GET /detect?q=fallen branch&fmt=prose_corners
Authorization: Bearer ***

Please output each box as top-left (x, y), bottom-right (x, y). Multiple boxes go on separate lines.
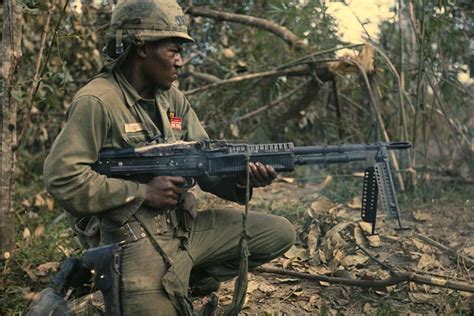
top-left (186, 6), bottom-right (306, 49)
top-left (415, 234), bottom-right (474, 268)
top-left (253, 267), bottom-right (474, 293)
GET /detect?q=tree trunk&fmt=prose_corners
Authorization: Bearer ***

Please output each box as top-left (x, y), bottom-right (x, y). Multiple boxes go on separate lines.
top-left (1, 1), bottom-right (22, 258)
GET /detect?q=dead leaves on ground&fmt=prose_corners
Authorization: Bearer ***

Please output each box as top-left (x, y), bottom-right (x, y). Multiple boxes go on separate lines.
top-left (245, 189), bottom-right (474, 313)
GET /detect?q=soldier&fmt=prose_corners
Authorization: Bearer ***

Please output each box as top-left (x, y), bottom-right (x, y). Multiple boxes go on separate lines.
top-left (43, 0), bottom-right (295, 314)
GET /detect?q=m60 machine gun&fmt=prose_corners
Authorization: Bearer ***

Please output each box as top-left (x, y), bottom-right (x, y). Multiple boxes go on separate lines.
top-left (93, 140), bottom-right (411, 233)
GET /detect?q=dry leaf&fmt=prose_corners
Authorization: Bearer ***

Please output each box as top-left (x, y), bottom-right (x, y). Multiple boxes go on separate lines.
top-left (36, 262), bottom-right (60, 276)
top-left (34, 225), bottom-right (45, 238)
top-left (316, 175), bottom-right (333, 191)
top-left (284, 246), bottom-right (309, 260)
top-left (57, 245), bottom-right (72, 257)
top-left (309, 197), bottom-right (337, 217)
top-left (358, 221), bottom-right (373, 234)
top-left (279, 177), bottom-right (295, 184)
top-left (354, 226), bottom-right (367, 247)
top-left (258, 283), bottom-right (276, 293)
top-left (319, 249), bottom-right (327, 264)
top-left (462, 246), bottom-right (474, 257)
top-left (412, 238), bottom-right (432, 252)
top-left (363, 303), bottom-right (376, 313)
top-left (3, 252), bottom-right (11, 260)
top-left (333, 248), bottom-right (346, 264)
top-left (309, 294), bottom-right (319, 306)
top-left (21, 199), bottom-right (31, 208)
top-left (413, 211), bottom-right (431, 222)
top-left (228, 123), bottom-right (239, 138)
top-left (367, 235), bottom-right (381, 248)
top-left (46, 198), bottom-right (54, 211)
top-left (34, 194), bottom-right (46, 208)
top-left (23, 228), bottom-right (31, 240)
top-left (358, 44), bottom-right (374, 73)
top-left (409, 292), bottom-right (433, 303)
top-left (347, 196), bottom-right (362, 209)
top-left (282, 258), bottom-right (293, 269)
top-left (223, 48), bottom-right (235, 59)
top-left (307, 223), bottom-right (320, 255)
top-left (22, 291), bottom-right (40, 302)
top-left (417, 253), bottom-right (436, 270)
top-left (340, 254), bottom-right (368, 268)
top-left (291, 287), bottom-right (304, 297)
top-left (247, 281), bottom-right (259, 294)
top-left (220, 294), bottom-right (233, 306)
top-left (328, 44), bottom-right (374, 75)
top-left (22, 265), bottom-right (38, 281)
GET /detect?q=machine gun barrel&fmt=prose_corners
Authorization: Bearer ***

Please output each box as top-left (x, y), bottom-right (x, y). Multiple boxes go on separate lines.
top-left (294, 152), bottom-right (367, 165)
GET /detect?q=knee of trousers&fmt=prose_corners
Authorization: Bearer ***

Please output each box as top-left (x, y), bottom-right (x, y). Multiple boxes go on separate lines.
top-left (269, 215), bottom-right (296, 254)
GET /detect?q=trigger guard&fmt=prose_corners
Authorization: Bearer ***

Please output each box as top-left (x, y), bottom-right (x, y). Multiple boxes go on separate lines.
top-left (182, 177), bottom-right (196, 189)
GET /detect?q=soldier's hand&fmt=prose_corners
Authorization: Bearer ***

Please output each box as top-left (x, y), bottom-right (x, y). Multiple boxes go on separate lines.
top-left (237, 162), bottom-right (277, 188)
top-left (144, 176), bottom-right (185, 209)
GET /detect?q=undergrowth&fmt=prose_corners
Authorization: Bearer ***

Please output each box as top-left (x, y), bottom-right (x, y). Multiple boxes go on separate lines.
top-left (1, 172), bottom-right (472, 315)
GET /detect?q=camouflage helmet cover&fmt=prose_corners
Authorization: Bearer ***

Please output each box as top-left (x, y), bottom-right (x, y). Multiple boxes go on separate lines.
top-left (107, 0), bottom-right (193, 55)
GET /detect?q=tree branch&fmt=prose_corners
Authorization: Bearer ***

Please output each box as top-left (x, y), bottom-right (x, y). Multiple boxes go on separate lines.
top-left (184, 64), bottom-right (332, 96)
top-left (233, 82), bottom-right (307, 122)
top-left (186, 6), bottom-right (307, 49)
top-left (179, 70), bottom-right (221, 83)
top-left (15, 0), bottom-right (69, 151)
top-left (253, 267), bottom-right (474, 293)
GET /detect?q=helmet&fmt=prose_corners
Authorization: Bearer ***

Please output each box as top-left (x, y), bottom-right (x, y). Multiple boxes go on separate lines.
top-left (105, 0), bottom-right (193, 58)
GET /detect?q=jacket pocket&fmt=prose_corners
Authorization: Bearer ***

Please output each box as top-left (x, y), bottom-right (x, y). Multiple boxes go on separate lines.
top-left (172, 129), bottom-right (187, 141)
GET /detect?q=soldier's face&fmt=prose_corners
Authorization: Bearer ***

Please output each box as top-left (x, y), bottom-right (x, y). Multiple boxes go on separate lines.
top-left (142, 39), bottom-right (184, 90)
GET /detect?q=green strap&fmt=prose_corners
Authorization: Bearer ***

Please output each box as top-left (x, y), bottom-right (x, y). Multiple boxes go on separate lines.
top-left (224, 146), bottom-right (251, 316)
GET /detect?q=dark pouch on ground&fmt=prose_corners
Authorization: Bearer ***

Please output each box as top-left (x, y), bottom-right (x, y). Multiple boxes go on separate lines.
top-left (25, 288), bottom-right (73, 316)
top-left (86, 243), bottom-right (123, 316)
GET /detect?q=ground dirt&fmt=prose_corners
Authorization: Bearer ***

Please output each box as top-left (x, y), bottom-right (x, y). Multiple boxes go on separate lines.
top-left (4, 178), bottom-right (473, 315)
top-left (190, 179), bottom-right (473, 315)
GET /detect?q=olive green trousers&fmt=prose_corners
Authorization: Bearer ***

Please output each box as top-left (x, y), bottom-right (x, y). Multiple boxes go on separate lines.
top-left (120, 208), bottom-right (295, 315)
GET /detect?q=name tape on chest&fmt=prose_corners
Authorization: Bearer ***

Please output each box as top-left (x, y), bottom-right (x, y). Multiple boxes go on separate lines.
top-left (124, 123), bottom-right (145, 133)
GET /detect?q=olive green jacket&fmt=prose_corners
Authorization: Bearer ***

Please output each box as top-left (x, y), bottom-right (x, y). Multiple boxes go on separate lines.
top-left (44, 71), bottom-right (247, 227)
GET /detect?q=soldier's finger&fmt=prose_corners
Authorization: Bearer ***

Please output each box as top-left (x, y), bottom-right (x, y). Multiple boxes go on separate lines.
top-left (266, 165), bottom-right (278, 181)
top-left (250, 162), bottom-right (265, 184)
top-left (256, 162), bottom-right (274, 184)
top-left (169, 176), bottom-right (186, 185)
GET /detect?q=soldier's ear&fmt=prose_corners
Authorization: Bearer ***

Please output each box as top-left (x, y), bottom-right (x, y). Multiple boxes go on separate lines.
top-left (135, 44), bottom-right (147, 59)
